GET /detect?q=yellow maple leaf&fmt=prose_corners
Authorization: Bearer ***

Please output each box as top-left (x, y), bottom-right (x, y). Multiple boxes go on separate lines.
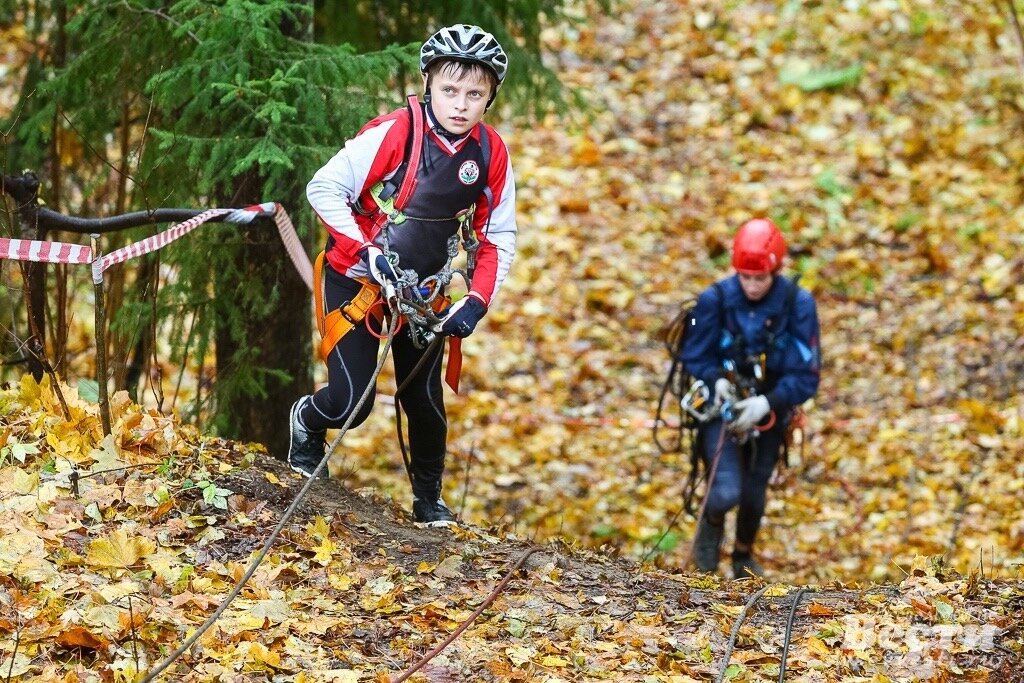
top-left (86, 529), bottom-right (155, 569)
top-left (313, 537), bottom-right (336, 564)
top-left (243, 642), bottom-right (281, 668)
top-left (306, 515), bottom-right (331, 540)
top-left (805, 636), bottom-right (833, 656)
top-left (9, 468), bottom-right (39, 494)
top-left (18, 373), bottom-right (44, 409)
top-left (328, 572), bottom-right (357, 590)
top-left (45, 426), bottom-right (94, 465)
top-left (540, 655), bottom-right (570, 667)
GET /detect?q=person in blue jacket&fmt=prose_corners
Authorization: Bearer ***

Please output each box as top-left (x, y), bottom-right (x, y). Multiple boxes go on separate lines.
top-left (679, 218), bottom-right (821, 578)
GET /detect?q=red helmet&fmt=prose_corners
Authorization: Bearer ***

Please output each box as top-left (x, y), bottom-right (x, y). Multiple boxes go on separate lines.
top-left (731, 218), bottom-right (786, 274)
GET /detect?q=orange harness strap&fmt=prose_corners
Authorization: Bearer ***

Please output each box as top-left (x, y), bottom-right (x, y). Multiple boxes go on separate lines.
top-left (314, 251), bottom-right (380, 361)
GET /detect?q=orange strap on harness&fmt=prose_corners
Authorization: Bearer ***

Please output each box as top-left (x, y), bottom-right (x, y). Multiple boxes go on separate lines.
top-left (314, 251), bottom-right (380, 361)
top-left (313, 252), bottom-right (465, 393)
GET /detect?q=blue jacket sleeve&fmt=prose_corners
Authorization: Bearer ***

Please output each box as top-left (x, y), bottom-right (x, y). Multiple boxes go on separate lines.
top-left (679, 286), bottom-right (726, 387)
top-left (765, 289), bottom-right (821, 412)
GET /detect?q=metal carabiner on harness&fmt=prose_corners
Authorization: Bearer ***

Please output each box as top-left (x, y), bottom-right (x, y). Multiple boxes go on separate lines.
top-left (680, 380), bottom-right (714, 423)
top-left (681, 379), bottom-right (741, 425)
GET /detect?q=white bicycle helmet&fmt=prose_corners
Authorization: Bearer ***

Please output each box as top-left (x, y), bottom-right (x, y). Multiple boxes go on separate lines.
top-left (420, 24), bottom-right (508, 84)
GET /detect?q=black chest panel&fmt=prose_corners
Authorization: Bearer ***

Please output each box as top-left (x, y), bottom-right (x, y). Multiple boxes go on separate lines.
top-left (386, 134), bottom-right (487, 280)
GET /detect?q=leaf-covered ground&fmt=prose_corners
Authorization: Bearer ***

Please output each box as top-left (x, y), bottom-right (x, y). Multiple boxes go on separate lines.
top-left (3, 0), bottom-right (1024, 681)
top-left (0, 378), bottom-right (1022, 682)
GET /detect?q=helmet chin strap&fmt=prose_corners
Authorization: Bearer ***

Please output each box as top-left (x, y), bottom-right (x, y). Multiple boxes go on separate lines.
top-left (424, 99), bottom-right (463, 140)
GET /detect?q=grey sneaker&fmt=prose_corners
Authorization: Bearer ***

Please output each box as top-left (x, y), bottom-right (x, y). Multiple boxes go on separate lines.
top-left (732, 552), bottom-right (764, 579)
top-left (693, 516), bottom-right (724, 573)
top-left (288, 397), bottom-right (327, 479)
top-left (412, 498), bottom-right (457, 527)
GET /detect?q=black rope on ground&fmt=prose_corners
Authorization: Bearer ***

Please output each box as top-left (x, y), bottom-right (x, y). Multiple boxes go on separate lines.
top-left (139, 310), bottom-right (402, 683)
top-left (779, 588), bottom-right (810, 682)
top-left (715, 584), bottom-right (770, 683)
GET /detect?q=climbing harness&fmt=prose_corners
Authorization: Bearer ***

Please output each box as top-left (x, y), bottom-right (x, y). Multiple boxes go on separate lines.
top-left (313, 252), bottom-right (380, 360)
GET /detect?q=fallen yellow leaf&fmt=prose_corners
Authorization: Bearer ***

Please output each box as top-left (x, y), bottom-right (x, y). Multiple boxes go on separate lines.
top-left (86, 528), bottom-right (156, 569)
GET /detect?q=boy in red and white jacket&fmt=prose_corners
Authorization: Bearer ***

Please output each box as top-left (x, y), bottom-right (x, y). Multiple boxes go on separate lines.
top-left (289, 25), bottom-right (517, 527)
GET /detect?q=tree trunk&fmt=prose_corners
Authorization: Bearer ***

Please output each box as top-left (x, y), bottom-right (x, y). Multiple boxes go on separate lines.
top-left (214, 183), bottom-right (312, 460)
top-left (210, 6), bottom-right (314, 459)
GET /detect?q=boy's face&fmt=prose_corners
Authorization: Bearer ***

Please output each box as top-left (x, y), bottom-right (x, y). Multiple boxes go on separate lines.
top-left (424, 64), bottom-right (493, 136)
top-left (738, 272), bottom-right (774, 302)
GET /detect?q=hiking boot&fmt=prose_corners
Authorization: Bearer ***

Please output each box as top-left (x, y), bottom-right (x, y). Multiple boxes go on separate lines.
top-left (732, 551), bottom-right (764, 579)
top-left (413, 498), bottom-right (457, 527)
top-left (288, 397), bottom-right (327, 479)
top-left (693, 516), bottom-right (725, 573)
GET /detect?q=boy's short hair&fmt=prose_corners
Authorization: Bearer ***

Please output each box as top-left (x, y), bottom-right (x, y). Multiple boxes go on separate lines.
top-left (426, 59), bottom-right (497, 96)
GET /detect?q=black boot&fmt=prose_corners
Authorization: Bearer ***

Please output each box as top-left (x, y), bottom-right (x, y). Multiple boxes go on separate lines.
top-left (413, 497), bottom-right (456, 527)
top-left (732, 550), bottom-right (764, 579)
top-left (693, 515), bottom-right (724, 573)
top-left (287, 397), bottom-right (327, 479)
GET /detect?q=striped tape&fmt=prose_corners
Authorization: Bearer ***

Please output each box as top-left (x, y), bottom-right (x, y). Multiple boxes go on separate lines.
top-left (0, 237), bottom-right (93, 265)
top-left (1, 203), bottom-right (313, 291)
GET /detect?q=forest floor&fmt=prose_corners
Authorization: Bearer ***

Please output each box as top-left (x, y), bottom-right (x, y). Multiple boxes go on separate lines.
top-left (0, 379), bottom-right (1020, 681)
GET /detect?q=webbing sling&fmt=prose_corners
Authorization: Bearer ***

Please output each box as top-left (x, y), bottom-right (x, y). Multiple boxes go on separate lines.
top-left (394, 94), bottom-right (424, 210)
top-left (359, 94), bottom-right (426, 228)
top-left (314, 251), bottom-right (380, 360)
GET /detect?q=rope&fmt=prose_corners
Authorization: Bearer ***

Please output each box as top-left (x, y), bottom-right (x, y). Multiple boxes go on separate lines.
top-left (779, 588), bottom-right (810, 683)
top-left (139, 307), bottom-right (402, 682)
top-left (643, 423), bottom-right (727, 565)
top-left (715, 584), bottom-right (770, 683)
top-left (390, 546), bottom-right (541, 683)
top-left (652, 357), bottom-right (686, 454)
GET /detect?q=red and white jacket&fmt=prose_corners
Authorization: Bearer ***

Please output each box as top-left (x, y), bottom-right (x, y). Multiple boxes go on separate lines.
top-left (306, 104), bottom-right (517, 309)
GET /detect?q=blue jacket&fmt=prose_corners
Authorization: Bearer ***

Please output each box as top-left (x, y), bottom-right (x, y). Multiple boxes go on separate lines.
top-left (679, 274), bottom-right (820, 414)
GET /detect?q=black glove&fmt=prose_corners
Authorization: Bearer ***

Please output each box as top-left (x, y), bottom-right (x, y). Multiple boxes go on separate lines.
top-left (433, 297), bottom-right (486, 338)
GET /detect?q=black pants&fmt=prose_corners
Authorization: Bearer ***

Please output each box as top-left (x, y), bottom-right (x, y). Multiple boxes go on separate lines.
top-left (699, 419), bottom-right (785, 547)
top-left (299, 270), bottom-right (448, 501)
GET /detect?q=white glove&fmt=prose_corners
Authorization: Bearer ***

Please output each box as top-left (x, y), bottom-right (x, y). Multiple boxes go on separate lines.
top-left (713, 378), bottom-right (736, 410)
top-left (360, 246), bottom-right (398, 287)
top-left (728, 395), bottom-right (771, 434)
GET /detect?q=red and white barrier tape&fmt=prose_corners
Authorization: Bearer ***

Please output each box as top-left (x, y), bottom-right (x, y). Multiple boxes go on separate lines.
top-left (96, 208), bottom-right (232, 281)
top-left (271, 204), bottom-right (313, 291)
top-left (0, 202), bottom-right (313, 291)
top-left (0, 237), bottom-right (93, 265)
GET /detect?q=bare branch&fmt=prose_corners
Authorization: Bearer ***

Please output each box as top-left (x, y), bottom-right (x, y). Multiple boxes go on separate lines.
top-left (119, 0), bottom-right (200, 43)
top-left (1004, 0), bottom-right (1024, 73)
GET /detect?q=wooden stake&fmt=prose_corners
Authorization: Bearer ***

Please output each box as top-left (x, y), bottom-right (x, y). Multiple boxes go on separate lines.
top-left (91, 234), bottom-right (111, 435)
